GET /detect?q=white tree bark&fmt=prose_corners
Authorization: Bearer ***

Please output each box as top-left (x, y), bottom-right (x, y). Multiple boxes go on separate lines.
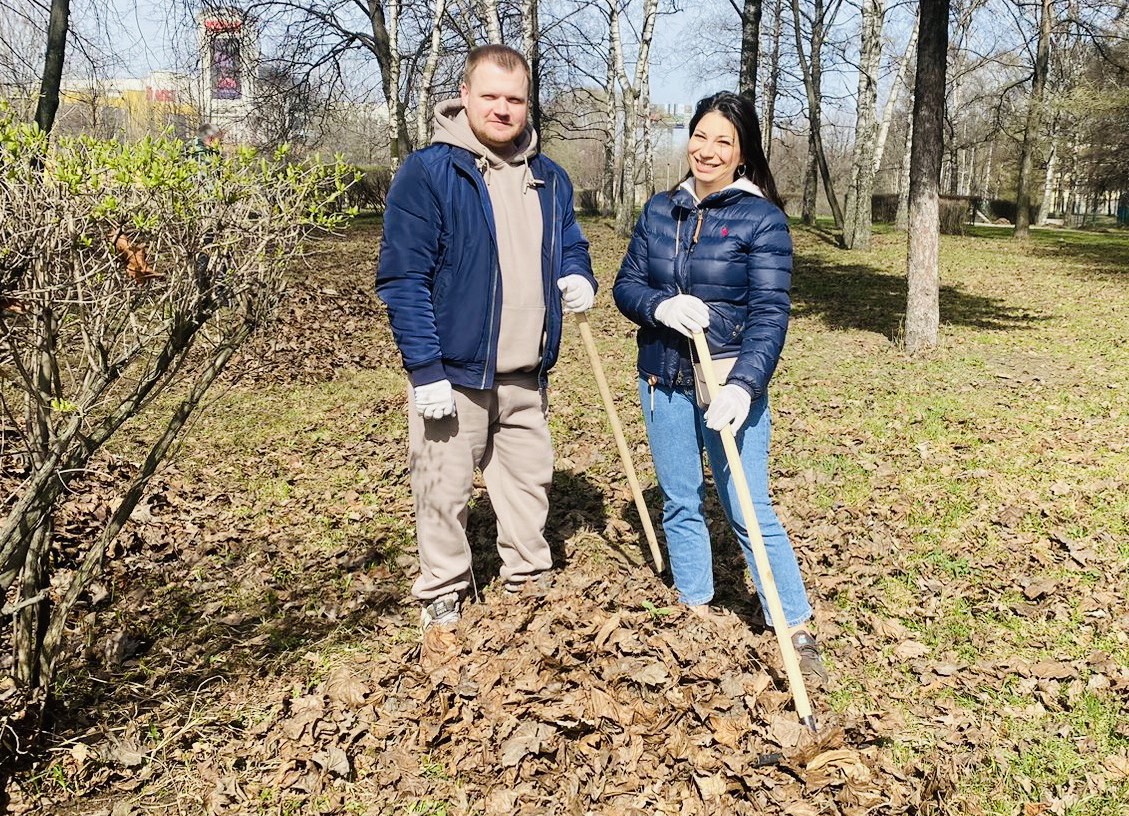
top-left (873, 11), bottom-right (917, 174)
top-left (842, 0), bottom-right (885, 250)
top-left (481, 0), bottom-right (502, 43)
top-left (611, 0), bottom-right (659, 236)
top-left (1015, 0), bottom-right (1053, 238)
top-left (385, 0), bottom-right (404, 167)
top-left (415, 0), bottom-right (448, 145)
top-left (1037, 141), bottom-right (1056, 225)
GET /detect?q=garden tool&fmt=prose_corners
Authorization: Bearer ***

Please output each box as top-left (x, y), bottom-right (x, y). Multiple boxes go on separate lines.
top-left (573, 312), bottom-right (664, 573)
top-left (691, 330), bottom-right (817, 732)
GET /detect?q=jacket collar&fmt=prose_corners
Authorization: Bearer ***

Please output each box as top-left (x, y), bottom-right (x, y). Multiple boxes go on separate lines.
top-left (673, 177), bottom-right (764, 211)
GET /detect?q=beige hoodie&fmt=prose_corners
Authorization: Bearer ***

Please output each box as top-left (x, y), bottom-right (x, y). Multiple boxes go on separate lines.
top-left (432, 99), bottom-right (545, 376)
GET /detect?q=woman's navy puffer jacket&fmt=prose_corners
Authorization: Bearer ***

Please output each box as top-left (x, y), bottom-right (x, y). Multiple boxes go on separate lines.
top-left (613, 181), bottom-right (792, 402)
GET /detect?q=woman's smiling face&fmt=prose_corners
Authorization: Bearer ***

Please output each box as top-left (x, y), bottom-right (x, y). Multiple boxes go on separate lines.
top-left (687, 111), bottom-right (743, 198)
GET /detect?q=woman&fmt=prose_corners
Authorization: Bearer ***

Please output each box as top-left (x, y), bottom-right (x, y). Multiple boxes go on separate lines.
top-left (613, 91), bottom-right (826, 684)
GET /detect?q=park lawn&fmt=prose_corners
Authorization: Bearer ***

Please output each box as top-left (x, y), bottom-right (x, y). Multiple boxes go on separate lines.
top-left (12, 218), bottom-right (1127, 815)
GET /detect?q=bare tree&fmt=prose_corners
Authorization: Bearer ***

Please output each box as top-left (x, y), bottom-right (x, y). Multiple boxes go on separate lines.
top-left (415, 0), bottom-right (449, 145)
top-left (873, 8), bottom-right (918, 177)
top-left (33, 0), bottom-right (69, 134)
top-left (0, 121), bottom-right (350, 788)
top-left (762, 0), bottom-right (784, 161)
top-left (905, 0), bottom-right (949, 353)
top-left (1014, 0), bottom-right (1053, 238)
top-left (737, 0), bottom-right (764, 98)
top-left (610, 0), bottom-right (660, 236)
top-left (791, 0), bottom-right (846, 227)
top-left (842, 0), bottom-right (886, 249)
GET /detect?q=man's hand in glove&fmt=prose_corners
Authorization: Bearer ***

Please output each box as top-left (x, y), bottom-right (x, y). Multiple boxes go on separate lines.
top-left (654, 294), bottom-right (710, 337)
top-left (557, 275), bottom-right (595, 313)
top-left (414, 379), bottom-right (456, 420)
top-left (704, 383), bottom-right (752, 432)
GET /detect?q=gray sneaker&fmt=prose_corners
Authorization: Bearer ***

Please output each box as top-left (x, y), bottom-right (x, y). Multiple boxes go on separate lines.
top-left (791, 631), bottom-right (829, 687)
top-left (420, 592), bottom-right (460, 630)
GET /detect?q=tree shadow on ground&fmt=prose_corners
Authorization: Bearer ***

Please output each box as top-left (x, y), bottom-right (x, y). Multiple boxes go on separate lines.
top-left (466, 469), bottom-right (609, 587)
top-left (47, 541), bottom-right (403, 743)
top-left (792, 252), bottom-right (1050, 337)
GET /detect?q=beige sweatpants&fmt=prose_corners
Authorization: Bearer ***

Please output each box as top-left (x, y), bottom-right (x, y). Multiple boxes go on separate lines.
top-left (407, 377), bottom-right (554, 601)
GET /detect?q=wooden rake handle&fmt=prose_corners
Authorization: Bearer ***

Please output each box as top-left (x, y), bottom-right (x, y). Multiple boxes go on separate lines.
top-left (691, 331), bottom-right (816, 730)
top-left (573, 312), bottom-right (664, 573)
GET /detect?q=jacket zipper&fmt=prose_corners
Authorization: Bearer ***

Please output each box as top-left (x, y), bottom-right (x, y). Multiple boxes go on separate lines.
top-left (674, 208), bottom-right (706, 385)
top-left (540, 173), bottom-right (558, 385)
top-left (478, 171), bottom-right (501, 389)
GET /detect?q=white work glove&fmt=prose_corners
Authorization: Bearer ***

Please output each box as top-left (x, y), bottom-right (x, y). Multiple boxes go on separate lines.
top-left (414, 379), bottom-right (456, 420)
top-left (654, 294), bottom-right (710, 337)
top-left (704, 383), bottom-right (752, 432)
top-left (557, 275), bottom-right (595, 313)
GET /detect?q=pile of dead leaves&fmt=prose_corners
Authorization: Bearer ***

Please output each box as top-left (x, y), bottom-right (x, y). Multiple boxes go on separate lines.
top-left (158, 558), bottom-right (940, 816)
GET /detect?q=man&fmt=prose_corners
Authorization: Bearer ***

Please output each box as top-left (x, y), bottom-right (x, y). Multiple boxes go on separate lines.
top-left (186, 123), bottom-right (222, 158)
top-left (376, 45), bottom-right (597, 630)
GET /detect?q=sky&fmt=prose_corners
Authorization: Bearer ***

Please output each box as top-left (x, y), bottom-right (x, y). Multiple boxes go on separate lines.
top-left (96, 0), bottom-right (721, 106)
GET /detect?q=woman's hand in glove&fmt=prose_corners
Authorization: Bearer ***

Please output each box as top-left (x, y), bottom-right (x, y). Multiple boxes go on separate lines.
top-left (704, 383), bottom-right (752, 432)
top-left (654, 295), bottom-right (710, 337)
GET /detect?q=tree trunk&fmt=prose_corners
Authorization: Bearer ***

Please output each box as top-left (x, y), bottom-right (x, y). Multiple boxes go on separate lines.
top-left (873, 11), bottom-right (917, 174)
top-left (34, 0), bottom-right (71, 134)
top-left (842, 0), bottom-right (885, 249)
top-left (481, 0), bottom-right (502, 43)
top-left (1014, 0), bottom-right (1052, 239)
top-left (905, 0), bottom-right (948, 354)
top-left (612, 0), bottom-right (659, 236)
top-left (370, 0), bottom-right (410, 165)
top-left (894, 114), bottom-right (912, 230)
top-left (763, 0), bottom-right (783, 162)
top-left (642, 75), bottom-right (655, 196)
top-left (415, 0), bottom-right (449, 145)
top-left (791, 0), bottom-right (844, 230)
top-left (738, 0), bottom-right (763, 99)
top-left (1037, 140), bottom-right (1056, 224)
top-left (802, 130), bottom-right (818, 224)
top-left (521, 0), bottom-right (542, 133)
top-left (601, 54), bottom-right (618, 214)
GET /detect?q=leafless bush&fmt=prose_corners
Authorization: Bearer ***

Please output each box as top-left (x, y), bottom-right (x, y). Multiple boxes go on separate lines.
top-left (0, 119), bottom-right (350, 782)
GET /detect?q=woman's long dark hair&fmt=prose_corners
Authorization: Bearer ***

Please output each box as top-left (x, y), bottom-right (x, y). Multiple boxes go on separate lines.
top-left (678, 91), bottom-right (785, 212)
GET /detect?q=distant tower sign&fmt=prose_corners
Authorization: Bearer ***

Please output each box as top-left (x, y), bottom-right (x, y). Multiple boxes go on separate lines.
top-left (199, 7), bottom-right (258, 139)
top-left (204, 12), bottom-right (245, 100)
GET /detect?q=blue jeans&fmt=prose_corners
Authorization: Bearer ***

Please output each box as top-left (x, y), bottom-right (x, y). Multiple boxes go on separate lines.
top-left (638, 379), bottom-right (812, 627)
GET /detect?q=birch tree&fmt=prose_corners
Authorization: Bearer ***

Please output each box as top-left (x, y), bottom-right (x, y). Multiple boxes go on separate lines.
top-left (905, 0), bottom-right (949, 353)
top-left (737, 0), bottom-right (764, 98)
top-left (842, 0), bottom-right (885, 249)
top-left (791, 0), bottom-right (846, 227)
top-left (610, 0), bottom-right (659, 236)
top-left (1013, 0), bottom-right (1053, 239)
top-left (415, 0), bottom-right (448, 145)
top-left (762, 0), bottom-right (784, 160)
top-left (872, 10), bottom-right (917, 178)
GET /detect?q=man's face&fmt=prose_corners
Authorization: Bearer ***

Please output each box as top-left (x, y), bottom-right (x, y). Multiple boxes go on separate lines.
top-left (460, 61), bottom-right (530, 151)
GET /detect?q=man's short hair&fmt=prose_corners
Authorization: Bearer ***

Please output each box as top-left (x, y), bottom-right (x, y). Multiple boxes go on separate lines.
top-left (198, 123), bottom-right (221, 140)
top-left (463, 45), bottom-right (530, 86)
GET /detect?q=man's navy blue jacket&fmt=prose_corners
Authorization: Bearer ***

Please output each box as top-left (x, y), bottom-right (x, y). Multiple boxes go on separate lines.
top-left (376, 144), bottom-right (595, 390)
top-left (613, 182), bottom-right (792, 401)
